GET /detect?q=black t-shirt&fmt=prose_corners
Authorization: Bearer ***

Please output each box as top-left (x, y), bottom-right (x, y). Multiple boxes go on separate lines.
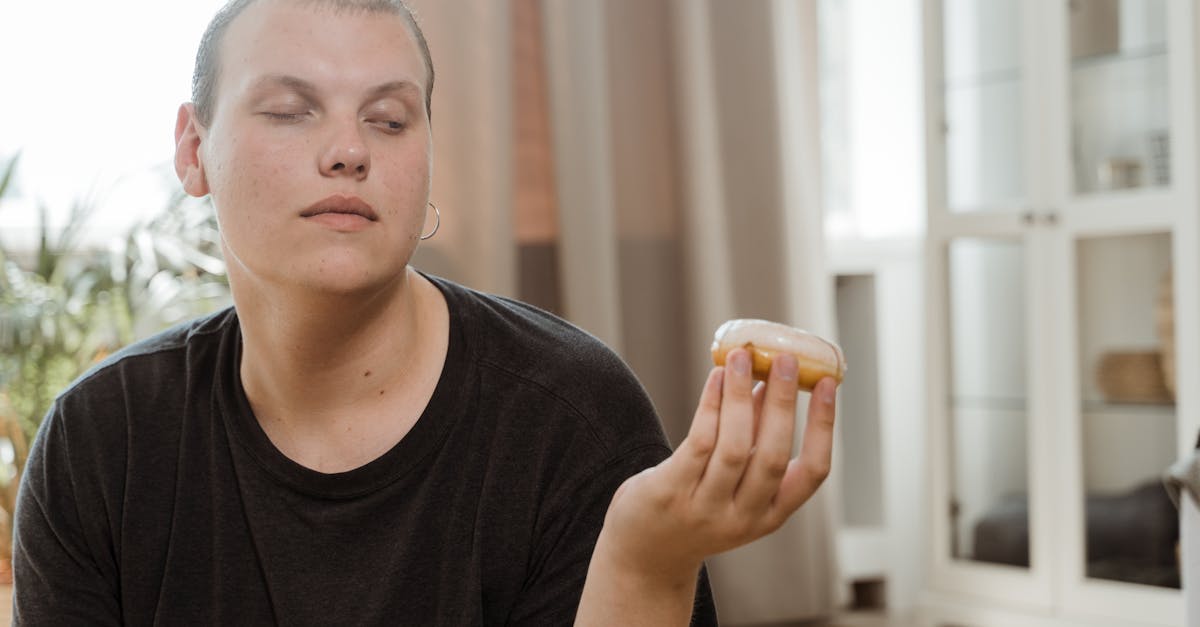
top-left (13, 276), bottom-right (717, 626)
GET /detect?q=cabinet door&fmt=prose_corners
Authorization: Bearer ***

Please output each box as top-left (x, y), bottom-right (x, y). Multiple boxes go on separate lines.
top-left (1075, 233), bottom-right (1177, 585)
top-left (944, 237), bottom-right (1030, 570)
top-left (925, 0), bottom-right (1198, 623)
top-left (927, 230), bottom-right (1056, 607)
top-left (1049, 229), bottom-right (1185, 625)
top-left (1066, 0), bottom-right (1170, 195)
top-left (1045, 1), bottom-right (1192, 623)
top-left (934, 0), bottom-right (1027, 213)
top-left (1053, 5), bottom-right (1185, 623)
top-left (924, 0), bottom-right (1055, 609)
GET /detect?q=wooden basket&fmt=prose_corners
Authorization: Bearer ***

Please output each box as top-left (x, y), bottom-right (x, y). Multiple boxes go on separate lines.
top-left (1097, 350), bottom-right (1173, 405)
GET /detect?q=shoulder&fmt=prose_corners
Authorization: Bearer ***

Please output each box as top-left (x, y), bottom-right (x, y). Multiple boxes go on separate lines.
top-left (23, 307), bottom-right (236, 509)
top-left (43, 308), bottom-right (235, 443)
top-left (431, 276), bottom-right (669, 456)
top-left (437, 277), bottom-right (619, 373)
top-left (61, 307), bottom-right (234, 403)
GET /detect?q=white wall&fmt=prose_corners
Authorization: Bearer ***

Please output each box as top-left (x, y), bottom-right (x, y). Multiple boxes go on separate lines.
top-left (823, 0), bottom-right (924, 240)
top-left (836, 274), bottom-right (884, 528)
top-left (819, 0), bottom-right (927, 612)
top-left (827, 240), bottom-right (927, 614)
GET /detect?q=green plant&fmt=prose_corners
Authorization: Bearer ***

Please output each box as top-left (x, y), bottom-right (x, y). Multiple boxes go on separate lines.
top-left (1, 164), bottom-right (230, 440)
top-left (0, 155), bottom-right (230, 550)
top-left (0, 168), bottom-right (119, 441)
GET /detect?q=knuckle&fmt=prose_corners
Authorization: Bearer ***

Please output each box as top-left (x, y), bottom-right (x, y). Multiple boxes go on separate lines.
top-left (731, 517), bottom-right (755, 540)
top-left (688, 432), bottom-right (716, 458)
top-left (769, 387), bottom-right (798, 410)
top-left (717, 447), bottom-right (751, 468)
top-left (725, 383), bottom-right (753, 403)
top-left (761, 454), bottom-right (790, 479)
top-left (718, 512), bottom-right (753, 540)
top-left (763, 509), bottom-right (789, 533)
top-left (804, 458), bottom-right (831, 481)
top-left (689, 509), bottom-right (718, 531)
top-left (648, 485), bottom-right (674, 508)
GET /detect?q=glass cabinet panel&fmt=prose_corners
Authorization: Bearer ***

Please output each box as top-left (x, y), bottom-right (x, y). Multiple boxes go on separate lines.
top-left (1068, 0), bottom-right (1170, 194)
top-left (942, 0), bottom-right (1024, 210)
top-left (1076, 233), bottom-right (1179, 588)
top-left (946, 238), bottom-right (1030, 568)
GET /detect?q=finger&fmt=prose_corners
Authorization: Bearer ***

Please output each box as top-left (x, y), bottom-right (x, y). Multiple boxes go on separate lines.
top-left (752, 380), bottom-right (766, 435)
top-left (660, 367), bottom-right (724, 485)
top-left (734, 353), bottom-right (799, 512)
top-left (770, 377), bottom-right (837, 520)
top-left (694, 348), bottom-right (756, 505)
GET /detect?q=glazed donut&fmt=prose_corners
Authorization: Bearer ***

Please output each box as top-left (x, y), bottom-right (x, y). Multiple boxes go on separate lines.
top-left (710, 319), bottom-right (845, 391)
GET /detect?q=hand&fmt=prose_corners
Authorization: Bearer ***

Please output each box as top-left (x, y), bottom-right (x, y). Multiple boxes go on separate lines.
top-left (598, 348), bottom-right (838, 581)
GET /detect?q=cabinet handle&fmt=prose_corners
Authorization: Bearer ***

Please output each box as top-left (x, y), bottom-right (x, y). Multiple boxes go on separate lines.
top-left (1020, 211), bottom-right (1059, 227)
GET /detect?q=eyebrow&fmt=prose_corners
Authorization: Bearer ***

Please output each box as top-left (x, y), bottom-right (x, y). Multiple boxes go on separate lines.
top-left (249, 74), bottom-right (422, 101)
top-left (366, 80), bottom-right (422, 100)
top-left (250, 74), bottom-right (318, 96)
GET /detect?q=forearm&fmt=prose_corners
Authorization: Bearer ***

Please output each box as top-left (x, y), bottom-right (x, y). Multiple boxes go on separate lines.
top-left (575, 529), bottom-right (701, 627)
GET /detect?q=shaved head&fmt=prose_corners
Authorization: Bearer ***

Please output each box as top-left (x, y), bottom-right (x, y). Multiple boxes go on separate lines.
top-left (191, 0), bottom-right (434, 126)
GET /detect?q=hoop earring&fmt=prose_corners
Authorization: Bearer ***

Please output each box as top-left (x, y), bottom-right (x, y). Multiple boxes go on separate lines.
top-left (420, 202), bottom-right (441, 241)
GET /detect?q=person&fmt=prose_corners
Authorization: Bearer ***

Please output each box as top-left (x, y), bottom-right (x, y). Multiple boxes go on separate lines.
top-left (11, 0), bottom-right (839, 624)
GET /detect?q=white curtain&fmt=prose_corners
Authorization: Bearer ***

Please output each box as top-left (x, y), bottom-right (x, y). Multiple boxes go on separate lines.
top-left (407, 0), bottom-right (517, 296)
top-left (542, 1), bottom-right (840, 623)
top-left (408, 0), bottom-right (841, 622)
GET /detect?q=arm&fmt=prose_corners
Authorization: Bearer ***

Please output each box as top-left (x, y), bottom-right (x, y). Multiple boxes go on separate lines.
top-left (12, 406), bottom-right (121, 626)
top-left (576, 348), bottom-right (838, 626)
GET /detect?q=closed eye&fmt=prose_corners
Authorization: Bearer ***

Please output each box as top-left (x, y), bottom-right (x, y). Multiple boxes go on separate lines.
top-left (262, 112), bottom-right (307, 122)
top-left (368, 118), bottom-right (407, 133)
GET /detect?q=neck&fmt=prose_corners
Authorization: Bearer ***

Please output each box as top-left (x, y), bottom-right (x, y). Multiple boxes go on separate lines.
top-left (233, 266), bottom-right (443, 426)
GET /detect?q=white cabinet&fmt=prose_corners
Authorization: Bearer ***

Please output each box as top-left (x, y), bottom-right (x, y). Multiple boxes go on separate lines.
top-left (920, 1), bottom-right (1200, 625)
top-left (828, 240), bottom-right (927, 616)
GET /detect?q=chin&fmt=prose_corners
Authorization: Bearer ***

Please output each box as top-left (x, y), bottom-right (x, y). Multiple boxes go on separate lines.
top-left (300, 258), bottom-right (408, 296)
top-left (225, 239), bottom-right (413, 299)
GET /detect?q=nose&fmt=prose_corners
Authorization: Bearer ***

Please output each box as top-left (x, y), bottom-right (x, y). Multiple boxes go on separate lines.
top-left (320, 123), bottom-right (370, 180)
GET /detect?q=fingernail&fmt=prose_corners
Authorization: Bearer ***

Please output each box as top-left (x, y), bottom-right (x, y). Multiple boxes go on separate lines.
top-left (731, 351), bottom-right (750, 375)
top-left (775, 354), bottom-right (797, 381)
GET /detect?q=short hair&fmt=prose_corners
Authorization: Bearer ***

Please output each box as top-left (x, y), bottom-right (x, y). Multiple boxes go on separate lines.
top-left (191, 0), bottom-right (435, 127)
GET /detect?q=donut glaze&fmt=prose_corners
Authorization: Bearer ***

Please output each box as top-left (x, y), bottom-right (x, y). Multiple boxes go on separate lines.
top-left (710, 319), bottom-right (845, 391)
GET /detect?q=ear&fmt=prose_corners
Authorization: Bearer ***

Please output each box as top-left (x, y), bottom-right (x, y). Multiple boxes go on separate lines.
top-left (174, 103), bottom-right (211, 197)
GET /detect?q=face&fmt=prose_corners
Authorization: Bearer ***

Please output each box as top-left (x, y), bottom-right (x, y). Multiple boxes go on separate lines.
top-left (175, 0), bottom-right (433, 295)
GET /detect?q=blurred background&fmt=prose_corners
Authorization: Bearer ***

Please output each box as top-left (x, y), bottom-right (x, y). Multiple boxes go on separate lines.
top-left (1, 1), bottom-right (1197, 626)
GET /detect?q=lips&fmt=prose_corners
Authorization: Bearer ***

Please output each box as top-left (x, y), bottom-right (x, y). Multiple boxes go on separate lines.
top-left (300, 195), bottom-right (379, 221)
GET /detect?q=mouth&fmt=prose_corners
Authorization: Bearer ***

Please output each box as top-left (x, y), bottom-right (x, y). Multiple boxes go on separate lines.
top-left (300, 195), bottom-right (379, 221)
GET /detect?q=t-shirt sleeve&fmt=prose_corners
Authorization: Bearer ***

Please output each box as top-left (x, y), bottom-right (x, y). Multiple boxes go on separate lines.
top-left (504, 444), bottom-right (719, 626)
top-left (12, 403), bottom-right (121, 626)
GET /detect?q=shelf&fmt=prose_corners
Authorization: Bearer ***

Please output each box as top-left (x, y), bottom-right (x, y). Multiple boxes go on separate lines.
top-left (947, 398), bottom-right (1175, 416)
top-left (1081, 400), bottom-right (1175, 416)
top-left (942, 45), bottom-right (1167, 90)
top-left (943, 67), bottom-right (1021, 92)
top-left (948, 396), bottom-right (1027, 413)
top-left (1071, 44), bottom-right (1168, 72)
